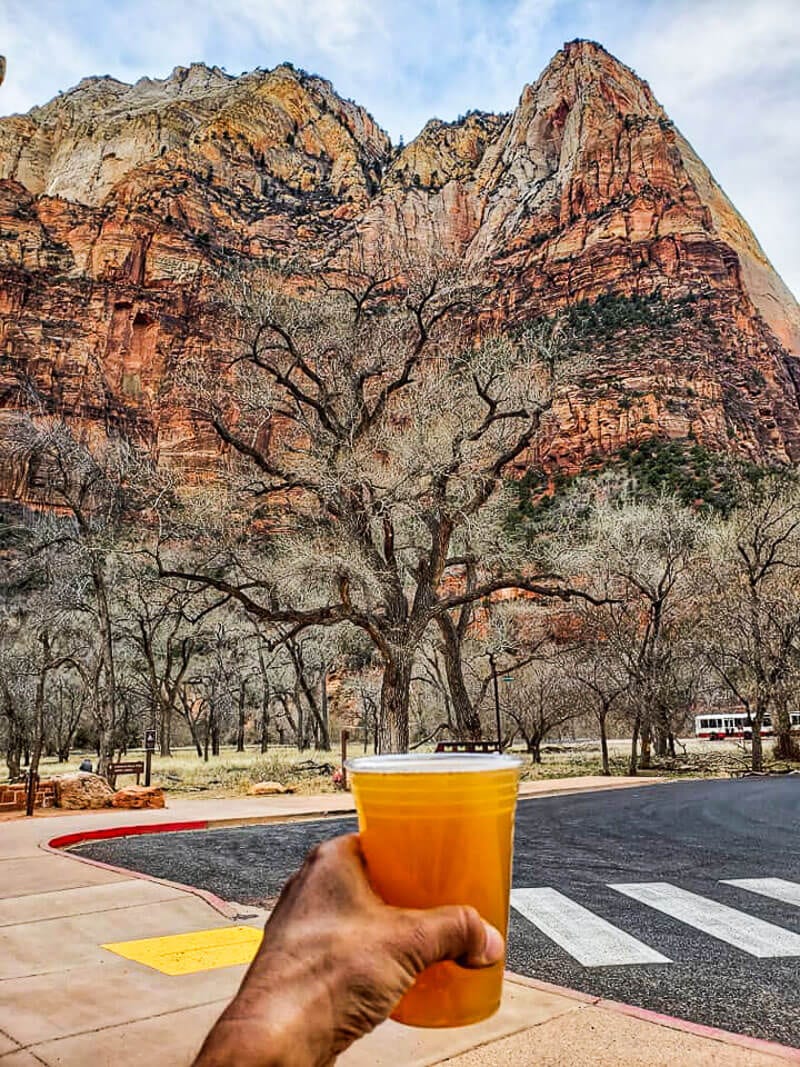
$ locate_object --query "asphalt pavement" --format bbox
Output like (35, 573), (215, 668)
(74, 777), (800, 1047)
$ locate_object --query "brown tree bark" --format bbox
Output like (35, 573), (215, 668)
(628, 710), (641, 776)
(236, 684), (246, 752)
(436, 614), (482, 740)
(599, 708), (610, 776)
(91, 557), (117, 780)
(378, 651), (413, 753)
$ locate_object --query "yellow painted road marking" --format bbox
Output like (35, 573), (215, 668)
(103, 926), (263, 975)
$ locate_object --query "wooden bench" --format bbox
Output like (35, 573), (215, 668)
(435, 740), (500, 754)
(107, 761), (145, 788)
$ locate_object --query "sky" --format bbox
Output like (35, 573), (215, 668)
(1, 0), (798, 298)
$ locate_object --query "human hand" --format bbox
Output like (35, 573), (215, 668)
(193, 833), (504, 1067)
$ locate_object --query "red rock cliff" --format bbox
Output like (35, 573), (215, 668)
(1, 41), (799, 493)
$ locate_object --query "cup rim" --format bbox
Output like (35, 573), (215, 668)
(345, 752), (524, 774)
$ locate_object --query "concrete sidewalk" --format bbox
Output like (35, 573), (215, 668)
(1, 776), (797, 1066)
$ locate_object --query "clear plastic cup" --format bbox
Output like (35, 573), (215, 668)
(346, 752), (523, 1027)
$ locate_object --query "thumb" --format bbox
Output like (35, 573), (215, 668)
(402, 904), (505, 971)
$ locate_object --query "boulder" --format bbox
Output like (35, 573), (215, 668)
(249, 780), (294, 796)
(111, 785), (166, 809)
(54, 772), (114, 809)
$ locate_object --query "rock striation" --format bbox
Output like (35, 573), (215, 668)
(1, 40), (800, 493)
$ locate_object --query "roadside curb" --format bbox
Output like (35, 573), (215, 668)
(506, 974), (800, 1063)
(41, 822), (239, 919)
(516, 776), (670, 800)
(42, 808), (357, 919)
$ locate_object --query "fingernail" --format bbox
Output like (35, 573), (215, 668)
(481, 922), (504, 964)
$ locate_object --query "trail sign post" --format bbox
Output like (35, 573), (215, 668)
(144, 729), (156, 786)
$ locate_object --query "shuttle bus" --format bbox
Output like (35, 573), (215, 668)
(694, 711), (800, 740)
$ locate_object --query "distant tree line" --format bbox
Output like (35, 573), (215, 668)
(3, 264), (799, 783)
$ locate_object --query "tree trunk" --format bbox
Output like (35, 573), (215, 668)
(182, 698), (204, 758)
(639, 721), (652, 770)
(378, 652), (413, 753)
(655, 726), (668, 759)
(297, 695), (306, 752)
(190, 725), (203, 758)
(236, 685), (246, 752)
(529, 737), (542, 764)
(629, 710), (641, 776)
(26, 635), (50, 815)
(260, 696), (270, 754)
(436, 616), (481, 740)
(751, 722), (764, 772)
(6, 739), (21, 779)
(160, 701), (172, 757)
(91, 560), (117, 781)
(96, 726), (113, 776)
(2, 691), (23, 778)
(598, 709), (610, 776)
(302, 674), (330, 750)
(773, 701), (800, 761)
(317, 671), (330, 751)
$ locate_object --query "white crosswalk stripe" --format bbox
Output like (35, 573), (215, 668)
(721, 878), (800, 909)
(610, 882), (800, 957)
(510, 887), (671, 967)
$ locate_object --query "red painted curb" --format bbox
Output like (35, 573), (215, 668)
(507, 973), (800, 1062)
(48, 819), (208, 850)
(44, 819), (244, 919)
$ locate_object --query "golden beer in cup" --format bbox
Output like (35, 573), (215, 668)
(347, 752), (523, 1028)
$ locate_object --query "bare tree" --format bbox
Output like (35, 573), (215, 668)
(570, 631), (628, 775)
(0, 624), (34, 779)
(48, 676), (88, 762)
(162, 269), (587, 751)
(703, 476), (800, 770)
(118, 563), (205, 756)
(568, 495), (707, 775)
(503, 652), (579, 762)
(7, 416), (161, 776)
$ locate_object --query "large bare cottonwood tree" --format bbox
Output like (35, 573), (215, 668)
(163, 269), (587, 751)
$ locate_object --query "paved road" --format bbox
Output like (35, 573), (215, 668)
(75, 778), (800, 1046)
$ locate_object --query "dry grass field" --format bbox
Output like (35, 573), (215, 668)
(30, 736), (798, 797)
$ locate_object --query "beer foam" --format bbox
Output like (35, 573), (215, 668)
(346, 753), (523, 773)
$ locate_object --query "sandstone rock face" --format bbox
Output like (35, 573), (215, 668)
(54, 772), (114, 809)
(249, 781), (294, 796)
(110, 784), (166, 809)
(1, 39), (799, 489)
